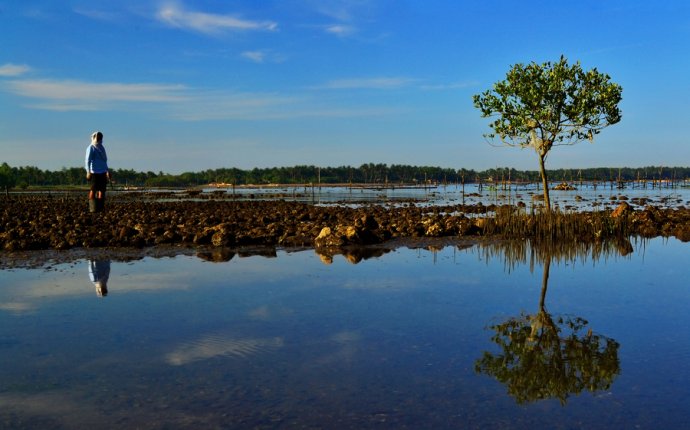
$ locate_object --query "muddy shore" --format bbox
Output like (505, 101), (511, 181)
(1, 194), (688, 267)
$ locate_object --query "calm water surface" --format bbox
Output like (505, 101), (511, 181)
(1, 238), (689, 429)
(199, 182), (690, 210)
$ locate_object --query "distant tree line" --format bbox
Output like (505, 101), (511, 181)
(0, 162), (688, 189)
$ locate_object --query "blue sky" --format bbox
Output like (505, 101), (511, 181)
(2, 0), (689, 174)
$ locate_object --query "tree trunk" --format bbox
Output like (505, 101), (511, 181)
(538, 153), (551, 210)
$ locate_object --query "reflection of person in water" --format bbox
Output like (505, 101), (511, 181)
(88, 260), (111, 297)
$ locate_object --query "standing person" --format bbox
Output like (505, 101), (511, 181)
(85, 131), (111, 212)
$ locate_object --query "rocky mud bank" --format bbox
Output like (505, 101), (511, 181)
(1, 194), (689, 254)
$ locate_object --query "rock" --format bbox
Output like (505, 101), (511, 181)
(119, 226), (137, 241)
(424, 220), (443, 237)
(2, 194), (689, 252)
(673, 225), (690, 242)
(341, 225), (359, 241)
(193, 227), (215, 244)
(359, 214), (379, 230)
(314, 224), (382, 248)
(211, 230), (234, 247)
(611, 202), (632, 218)
(473, 217), (493, 231)
(455, 218), (475, 236)
(314, 226), (347, 247)
(554, 182), (576, 191)
(314, 227), (338, 248)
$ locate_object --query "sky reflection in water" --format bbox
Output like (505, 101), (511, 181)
(202, 182), (690, 211)
(0, 238), (689, 429)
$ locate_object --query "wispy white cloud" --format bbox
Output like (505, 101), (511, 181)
(73, 7), (122, 22)
(169, 91), (298, 121)
(314, 77), (478, 92)
(315, 76), (417, 90)
(240, 49), (285, 64)
(325, 24), (357, 37)
(305, 0), (377, 38)
(207, 107), (403, 121)
(4, 79), (188, 111)
(0, 63), (31, 77)
(169, 90), (402, 121)
(241, 50), (267, 63)
(3, 76), (402, 120)
(156, 1), (277, 35)
(309, 0), (372, 22)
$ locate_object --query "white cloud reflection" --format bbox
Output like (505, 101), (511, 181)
(165, 334), (284, 365)
(0, 302), (35, 313)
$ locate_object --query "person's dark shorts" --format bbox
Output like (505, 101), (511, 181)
(89, 173), (108, 195)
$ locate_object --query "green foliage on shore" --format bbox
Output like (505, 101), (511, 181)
(0, 162), (688, 189)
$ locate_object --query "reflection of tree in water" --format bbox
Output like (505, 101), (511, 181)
(478, 236), (637, 274)
(475, 239), (625, 405)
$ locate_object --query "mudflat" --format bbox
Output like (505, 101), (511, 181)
(1, 193), (688, 257)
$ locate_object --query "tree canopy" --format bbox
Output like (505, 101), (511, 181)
(473, 56), (623, 209)
(0, 162), (16, 190)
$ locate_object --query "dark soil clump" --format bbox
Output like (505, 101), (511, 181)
(1, 194), (689, 253)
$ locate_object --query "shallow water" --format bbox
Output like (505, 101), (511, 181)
(1, 238), (689, 429)
(197, 182), (690, 210)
